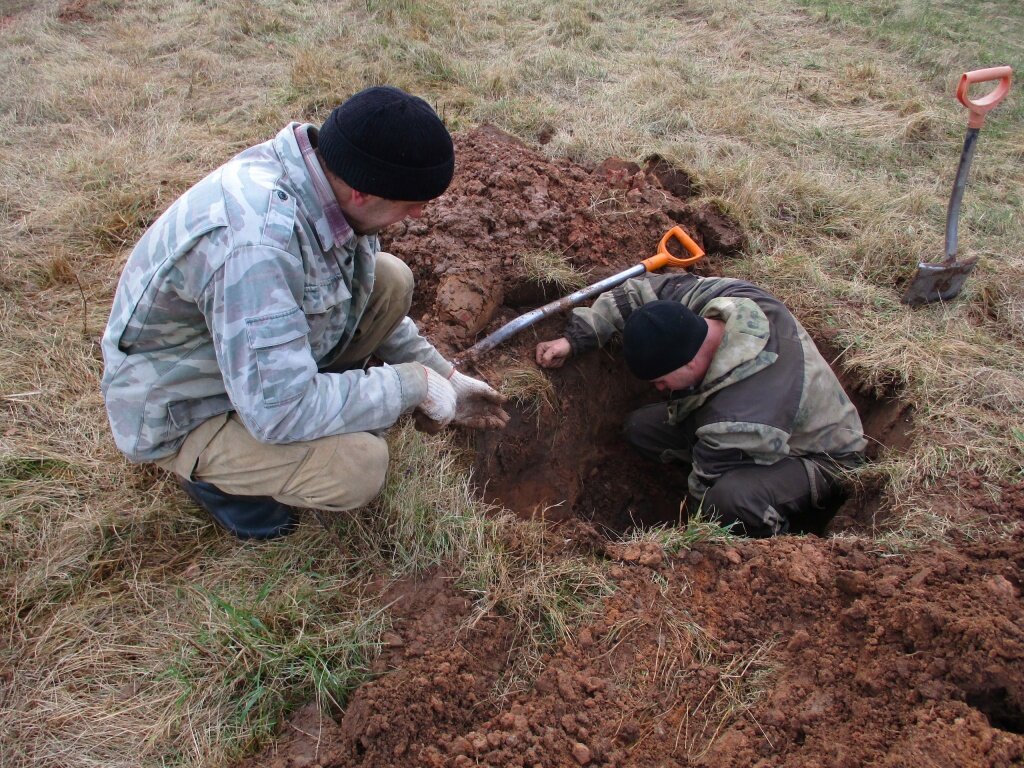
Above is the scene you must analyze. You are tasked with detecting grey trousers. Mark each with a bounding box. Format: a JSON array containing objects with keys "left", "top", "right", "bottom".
[{"left": 623, "top": 403, "right": 846, "bottom": 538}]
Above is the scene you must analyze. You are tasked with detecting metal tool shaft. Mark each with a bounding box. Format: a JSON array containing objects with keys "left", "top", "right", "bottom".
[
  {"left": 458, "top": 264, "right": 646, "bottom": 362},
  {"left": 944, "top": 127, "right": 979, "bottom": 263}
]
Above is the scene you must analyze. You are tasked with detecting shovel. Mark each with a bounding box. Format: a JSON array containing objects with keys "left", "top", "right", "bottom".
[
  {"left": 902, "top": 65, "right": 1013, "bottom": 305},
  {"left": 456, "top": 225, "right": 704, "bottom": 363}
]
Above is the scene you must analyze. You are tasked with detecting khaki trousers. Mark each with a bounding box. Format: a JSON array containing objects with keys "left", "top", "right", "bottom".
[{"left": 156, "top": 252, "right": 414, "bottom": 512}]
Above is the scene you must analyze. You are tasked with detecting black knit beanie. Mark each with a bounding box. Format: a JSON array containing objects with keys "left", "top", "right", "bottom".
[
  {"left": 318, "top": 86, "right": 455, "bottom": 202},
  {"left": 622, "top": 300, "right": 708, "bottom": 380}
]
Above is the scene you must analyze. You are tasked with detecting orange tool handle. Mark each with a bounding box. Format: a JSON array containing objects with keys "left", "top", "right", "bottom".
[
  {"left": 957, "top": 66, "right": 1013, "bottom": 129},
  {"left": 640, "top": 225, "right": 705, "bottom": 272}
]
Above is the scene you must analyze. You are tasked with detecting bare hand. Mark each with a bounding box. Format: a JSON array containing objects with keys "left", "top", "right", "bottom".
[{"left": 536, "top": 337, "right": 572, "bottom": 368}]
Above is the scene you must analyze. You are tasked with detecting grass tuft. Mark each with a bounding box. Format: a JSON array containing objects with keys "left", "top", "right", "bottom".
[
  {"left": 618, "top": 511, "right": 738, "bottom": 554},
  {"left": 516, "top": 247, "right": 591, "bottom": 291},
  {"left": 501, "top": 366, "right": 557, "bottom": 418}
]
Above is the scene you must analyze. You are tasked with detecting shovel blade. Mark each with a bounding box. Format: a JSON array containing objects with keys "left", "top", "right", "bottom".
[{"left": 901, "top": 256, "right": 978, "bottom": 305}]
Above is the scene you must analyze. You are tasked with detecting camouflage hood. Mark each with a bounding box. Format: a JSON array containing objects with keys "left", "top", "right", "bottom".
[{"left": 668, "top": 296, "right": 777, "bottom": 417}]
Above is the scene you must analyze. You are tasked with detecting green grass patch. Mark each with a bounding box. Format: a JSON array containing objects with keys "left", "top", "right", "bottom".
[
  {"left": 165, "top": 582, "right": 385, "bottom": 753},
  {"left": 0, "top": 457, "right": 72, "bottom": 485},
  {"left": 795, "top": 0, "right": 1024, "bottom": 125}
]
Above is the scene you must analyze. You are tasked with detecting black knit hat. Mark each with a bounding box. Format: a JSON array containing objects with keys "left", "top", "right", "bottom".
[
  {"left": 318, "top": 86, "right": 455, "bottom": 202},
  {"left": 622, "top": 300, "right": 708, "bottom": 380}
]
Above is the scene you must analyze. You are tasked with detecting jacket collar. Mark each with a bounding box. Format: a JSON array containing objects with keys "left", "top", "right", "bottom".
[{"left": 273, "top": 122, "right": 354, "bottom": 252}]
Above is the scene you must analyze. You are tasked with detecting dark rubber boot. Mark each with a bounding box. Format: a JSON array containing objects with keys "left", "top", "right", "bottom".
[{"left": 177, "top": 477, "right": 297, "bottom": 540}]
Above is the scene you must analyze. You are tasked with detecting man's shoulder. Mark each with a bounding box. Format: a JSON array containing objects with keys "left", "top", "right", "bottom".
[
  {"left": 217, "top": 133, "right": 310, "bottom": 251},
  {"left": 220, "top": 140, "right": 283, "bottom": 210}
]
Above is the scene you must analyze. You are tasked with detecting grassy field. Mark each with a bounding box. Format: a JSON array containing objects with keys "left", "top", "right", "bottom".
[{"left": 1, "top": 0, "right": 1021, "bottom": 764}]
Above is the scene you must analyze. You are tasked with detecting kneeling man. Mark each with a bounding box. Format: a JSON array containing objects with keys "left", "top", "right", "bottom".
[{"left": 536, "top": 271, "right": 865, "bottom": 537}]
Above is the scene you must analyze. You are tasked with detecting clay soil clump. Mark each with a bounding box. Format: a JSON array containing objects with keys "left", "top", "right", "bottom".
[{"left": 238, "top": 127, "right": 1024, "bottom": 768}]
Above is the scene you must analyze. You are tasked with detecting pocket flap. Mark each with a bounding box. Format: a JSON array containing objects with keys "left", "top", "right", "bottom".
[
  {"left": 245, "top": 308, "right": 310, "bottom": 350},
  {"left": 302, "top": 276, "right": 351, "bottom": 315},
  {"left": 167, "top": 395, "right": 232, "bottom": 431}
]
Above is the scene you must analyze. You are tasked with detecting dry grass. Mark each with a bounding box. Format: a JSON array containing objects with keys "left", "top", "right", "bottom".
[
  {"left": 676, "top": 639, "right": 778, "bottom": 759},
  {"left": 516, "top": 247, "right": 591, "bottom": 291},
  {"left": 500, "top": 365, "right": 557, "bottom": 418},
  {"left": 601, "top": 600, "right": 776, "bottom": 760},
  {"left": 617, "top": 510, "right": 739, "bottom": 554},
  {"left": 1, "top": 0, "right": 1022, "bottom": 763}
]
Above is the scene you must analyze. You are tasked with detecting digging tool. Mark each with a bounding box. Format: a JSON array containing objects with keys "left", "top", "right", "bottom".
[
  {"left": 902, "top": 65, "right": 1013, "bottom": 305},
  {"left": 456, "top": 225, "right": 704, "bottom": 363}
]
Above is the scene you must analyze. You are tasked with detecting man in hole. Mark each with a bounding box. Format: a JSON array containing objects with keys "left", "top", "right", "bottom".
[
  {"left": 101, "top": 86, "right": 508, "bottom": 540},
  {"left": 536, "top": 271, "right": 866, "bottom": 537}
]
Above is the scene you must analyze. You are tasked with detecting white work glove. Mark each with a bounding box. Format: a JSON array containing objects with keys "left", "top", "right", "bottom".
[
  {"left": 416, "top": 365, "right": 457, "bottom": 430},
  {"left": 448, "top": 370, "right": 510, "bottom": 430}
]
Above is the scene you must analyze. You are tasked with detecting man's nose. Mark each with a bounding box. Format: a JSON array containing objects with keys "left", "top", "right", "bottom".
[{"left": 408, "top": 204, "right": 425, "bottom": 218}]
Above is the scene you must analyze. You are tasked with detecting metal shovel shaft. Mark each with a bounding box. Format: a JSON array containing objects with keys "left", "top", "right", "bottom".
[
  {"left": 944, "top": 127, "right": 979, "bottom": 262},
  {"left": 455, "top": 226, "right": 705, "bottom": 363},
  {"left": 457, "top": 264, "right": 646, "bottom": 362}
]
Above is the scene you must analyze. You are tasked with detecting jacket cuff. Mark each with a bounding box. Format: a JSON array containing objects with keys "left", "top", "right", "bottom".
[
  {"left": 393, "top": 362, "right": 428, "bottom": 412},
  {"left": 563, "top": 317, "right": 596, "bottom": 357}
]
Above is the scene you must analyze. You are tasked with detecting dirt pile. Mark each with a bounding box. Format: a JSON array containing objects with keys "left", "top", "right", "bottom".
[
  {"left": 387, "top": 124, "right": 744, "bottom": 358},
  {"left": 237, "top": 127, "right": 1024, "bottom": 767},
  {"left": 243, "top": 531, "right": 1024, "bottom": 768}
]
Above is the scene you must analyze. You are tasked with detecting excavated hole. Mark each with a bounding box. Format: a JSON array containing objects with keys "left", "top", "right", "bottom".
[
  {"left": 391, "top": 124, "right": 910, "bottom": 539},
  {"left": 473, "top": 326, "right": 912, "bottom": 539},
  {"left": 966, "top": 687, "right": 1024, "bottom": 735}
]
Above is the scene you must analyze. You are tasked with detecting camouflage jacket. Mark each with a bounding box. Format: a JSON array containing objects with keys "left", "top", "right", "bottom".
[
  {"left": 101, "top": 123, "right": 451, "bottom": 463},
  {"left": 564, "top": 273, "right": 866, "bottom": 498}
]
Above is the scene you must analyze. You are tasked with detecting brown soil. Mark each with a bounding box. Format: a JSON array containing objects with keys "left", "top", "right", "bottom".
[
  {"left": 236, "top": 127, "right": 1024, "bottom": 767},
  {"left": 57, "top": 0, "right": 95, "bottom": 23}
]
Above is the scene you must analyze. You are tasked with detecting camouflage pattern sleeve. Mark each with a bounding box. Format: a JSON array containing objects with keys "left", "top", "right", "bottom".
[
  {"left": 196, "top": 243, "right": 421, "bottom": 444},
  {"left": 563, "top": 276, "right": 660, "bottom": 355},
  {"left": 375, "top": 316, "right": 455, "bottom": 378}
]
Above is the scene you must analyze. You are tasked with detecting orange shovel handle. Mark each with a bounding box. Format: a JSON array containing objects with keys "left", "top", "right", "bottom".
[
  {"left": 640, "top": 225, "right": 705, "bottom": 272},
  {"left": 957, "top": 66, "right": 1013, "bottom": 129}
]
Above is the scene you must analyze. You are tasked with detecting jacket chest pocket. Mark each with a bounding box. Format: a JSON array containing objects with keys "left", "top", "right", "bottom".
[
  {"left": 302, "top": 276, "right": 352, "bottom": 360},
  {"left": 302, "top": 275, "right": 351, "bottom": 315},
  {"left": 245, "top": 308, "right": 315, "bottom": 406}
]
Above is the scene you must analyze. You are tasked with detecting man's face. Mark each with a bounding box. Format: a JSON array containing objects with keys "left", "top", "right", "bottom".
[
  {"left": 345, "top": 196, "right": 425, "bottom": 235},
  {"left": 651, "top": 359, "right": 704, "bottom": 393}
]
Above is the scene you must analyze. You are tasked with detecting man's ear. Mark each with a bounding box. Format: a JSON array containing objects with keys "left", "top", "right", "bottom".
[{"left": 348, "top": 188, "right": 372, "bottom": 207}]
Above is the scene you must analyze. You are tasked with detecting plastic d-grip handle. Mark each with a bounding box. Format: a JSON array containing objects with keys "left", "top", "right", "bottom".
[
  {"left": 641, "top": 226, "right": 706, "bottom": 271},
  {"left": 957, "top": 66, "right": 1013, "bottom": 129}
]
